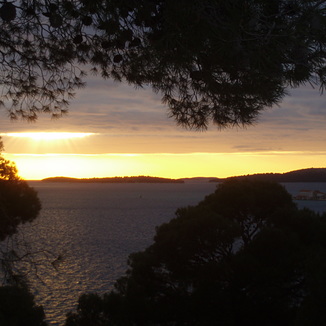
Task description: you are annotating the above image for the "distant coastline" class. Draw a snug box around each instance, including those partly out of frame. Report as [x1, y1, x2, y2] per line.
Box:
[42, 176, 184, 184]
[217, 168, 326, 183]
[40, 168, 326, 184]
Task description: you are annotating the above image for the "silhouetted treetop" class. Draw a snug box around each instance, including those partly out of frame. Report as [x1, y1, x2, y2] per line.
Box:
[1, 0, 325, 128]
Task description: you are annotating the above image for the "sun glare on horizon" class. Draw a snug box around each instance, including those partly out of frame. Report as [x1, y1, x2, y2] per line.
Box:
[5, 132, 95, 140]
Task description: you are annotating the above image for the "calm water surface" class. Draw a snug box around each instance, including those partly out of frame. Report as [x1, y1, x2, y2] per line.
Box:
[15, 182, 326, 325]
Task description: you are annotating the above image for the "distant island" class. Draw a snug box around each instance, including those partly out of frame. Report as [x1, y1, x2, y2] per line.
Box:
[42, 176, 184, 184]
[215, 168, 326, 183]
[41, 168, 326, 184]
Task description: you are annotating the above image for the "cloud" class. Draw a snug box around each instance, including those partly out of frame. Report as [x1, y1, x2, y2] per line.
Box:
[0, 75, 324, 159]
[260, 86, 325, 128]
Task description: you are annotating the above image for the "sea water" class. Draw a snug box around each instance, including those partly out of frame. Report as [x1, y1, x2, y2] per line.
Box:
[18, 181, 217, 325]
[11, 182, 326, 325]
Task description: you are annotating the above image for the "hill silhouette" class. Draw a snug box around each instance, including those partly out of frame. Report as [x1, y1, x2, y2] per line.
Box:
[220, 168, 326, 183]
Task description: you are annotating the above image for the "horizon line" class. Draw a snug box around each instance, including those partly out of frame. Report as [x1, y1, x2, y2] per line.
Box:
[25, 167, 326, 181]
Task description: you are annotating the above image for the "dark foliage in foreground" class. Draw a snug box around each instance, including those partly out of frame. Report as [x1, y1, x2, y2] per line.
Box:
[0, 140, 41, 241]
[0, 0, 325, 128]
[65, 179, 326, 325]
[0, 285, 47, 326]
[0, 138, 45, 325]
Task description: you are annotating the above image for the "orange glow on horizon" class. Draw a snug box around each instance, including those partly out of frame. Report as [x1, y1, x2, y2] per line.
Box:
[3, 152, 326, 180]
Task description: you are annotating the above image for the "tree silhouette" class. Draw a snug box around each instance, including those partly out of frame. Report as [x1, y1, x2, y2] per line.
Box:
[0, 138, 41, 241]
[65, 180, 326, 325]
[0, 285, 47, 326]
[0, 138, 45, 325]
[0, 0, 325, 128]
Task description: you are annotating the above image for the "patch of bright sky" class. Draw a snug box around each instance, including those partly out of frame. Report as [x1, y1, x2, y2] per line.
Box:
[4, 151, 326, 180]
[4, 132, 95, 140]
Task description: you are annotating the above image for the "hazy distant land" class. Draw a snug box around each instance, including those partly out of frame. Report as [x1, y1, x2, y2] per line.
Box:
[41, 168, 326, 184]
[42, 176, 184, 183]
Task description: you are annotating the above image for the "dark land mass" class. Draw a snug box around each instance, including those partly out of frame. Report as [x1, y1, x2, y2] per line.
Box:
[41, 168, 326, 184]
[215, 168, 326, 183]
[42, 176, 184, 184]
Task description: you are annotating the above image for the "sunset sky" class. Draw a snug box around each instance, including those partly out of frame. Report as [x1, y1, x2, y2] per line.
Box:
[1, 75, 325, 180]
